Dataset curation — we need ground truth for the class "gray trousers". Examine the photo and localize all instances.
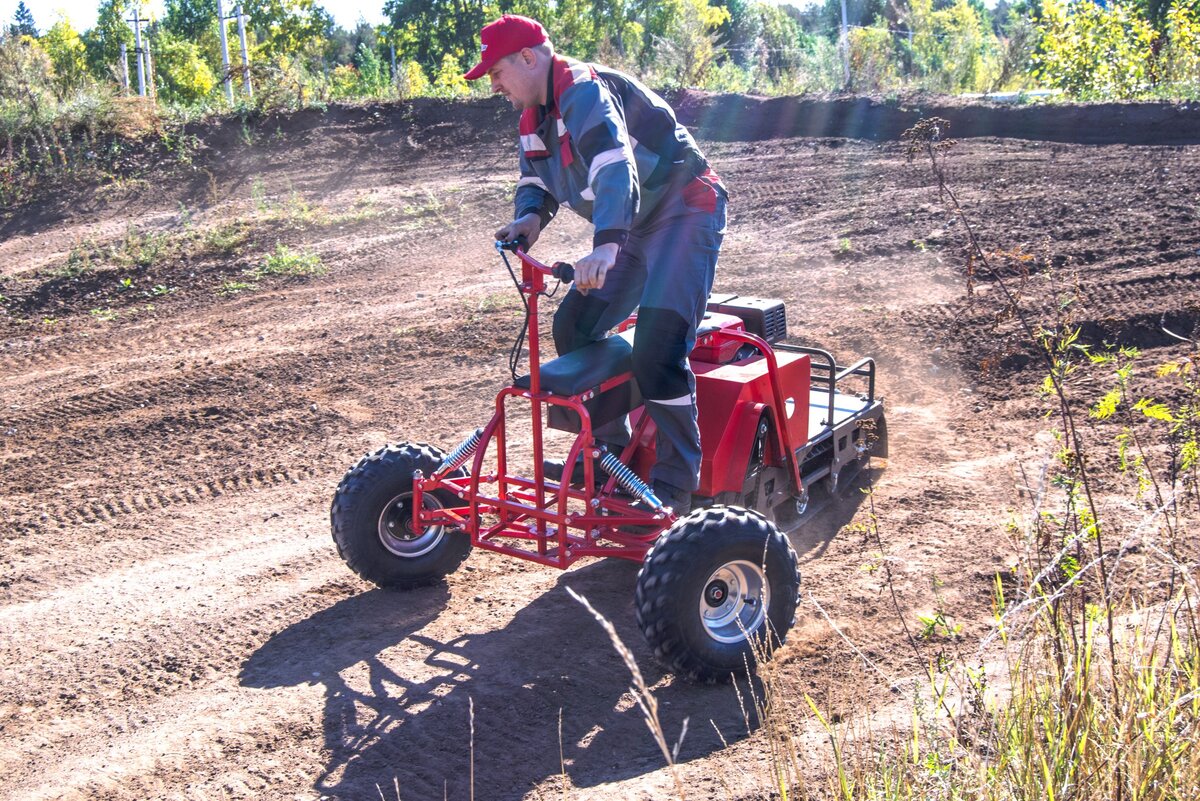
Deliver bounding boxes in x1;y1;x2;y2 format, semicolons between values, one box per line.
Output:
552;180;728;491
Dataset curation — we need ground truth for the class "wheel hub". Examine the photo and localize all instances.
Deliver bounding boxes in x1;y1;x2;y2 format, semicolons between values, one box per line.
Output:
377;491;445;558
698;560;770;644
704;579;729;607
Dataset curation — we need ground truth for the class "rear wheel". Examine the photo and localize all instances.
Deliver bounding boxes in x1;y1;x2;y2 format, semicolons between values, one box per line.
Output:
635;505;800;681
330;442;471;589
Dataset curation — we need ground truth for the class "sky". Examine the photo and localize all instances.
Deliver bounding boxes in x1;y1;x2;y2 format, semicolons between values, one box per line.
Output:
6;0;386;32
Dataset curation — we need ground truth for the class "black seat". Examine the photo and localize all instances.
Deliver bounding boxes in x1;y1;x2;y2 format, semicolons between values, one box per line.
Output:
514;330;639;433
514;330;636;396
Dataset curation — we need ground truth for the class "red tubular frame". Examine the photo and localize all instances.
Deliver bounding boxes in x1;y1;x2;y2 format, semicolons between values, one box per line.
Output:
410;247;804;569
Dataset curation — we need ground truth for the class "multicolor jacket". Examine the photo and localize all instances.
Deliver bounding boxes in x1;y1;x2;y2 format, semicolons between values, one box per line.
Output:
513;55;715;249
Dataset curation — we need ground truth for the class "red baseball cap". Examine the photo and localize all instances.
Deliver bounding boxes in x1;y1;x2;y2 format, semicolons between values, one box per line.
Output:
463;15;549;81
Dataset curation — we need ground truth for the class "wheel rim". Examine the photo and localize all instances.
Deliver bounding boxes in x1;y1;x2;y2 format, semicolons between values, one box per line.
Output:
698;559;770;644
377;490;445;558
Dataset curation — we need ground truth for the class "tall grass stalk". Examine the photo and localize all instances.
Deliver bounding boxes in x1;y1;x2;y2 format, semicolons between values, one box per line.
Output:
566;586;689;800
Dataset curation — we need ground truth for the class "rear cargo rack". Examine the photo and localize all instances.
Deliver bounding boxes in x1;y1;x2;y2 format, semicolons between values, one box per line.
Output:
775;344;877;426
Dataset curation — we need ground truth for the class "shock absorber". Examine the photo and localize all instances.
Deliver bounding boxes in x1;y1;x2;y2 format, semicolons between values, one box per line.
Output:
599;452;664;511
435;428;483;477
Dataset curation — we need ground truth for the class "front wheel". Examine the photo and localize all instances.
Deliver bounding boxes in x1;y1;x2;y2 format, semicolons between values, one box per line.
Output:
635;506;800;681
330;442;471;589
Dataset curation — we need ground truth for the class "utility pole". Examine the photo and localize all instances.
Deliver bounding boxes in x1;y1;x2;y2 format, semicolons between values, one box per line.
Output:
235;2;253;99
132;7;146;96
216;0;234;102
839;0;851;90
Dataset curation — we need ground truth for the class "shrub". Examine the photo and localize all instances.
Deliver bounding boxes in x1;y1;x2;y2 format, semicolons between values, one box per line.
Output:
1037;0;1157;99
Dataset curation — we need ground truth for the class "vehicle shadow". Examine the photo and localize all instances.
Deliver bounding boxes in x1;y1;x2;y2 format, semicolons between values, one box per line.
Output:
240;557;760;800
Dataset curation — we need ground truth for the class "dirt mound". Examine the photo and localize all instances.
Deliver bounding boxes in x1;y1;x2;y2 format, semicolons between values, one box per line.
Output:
672;92;1200;145
1;97;1197;800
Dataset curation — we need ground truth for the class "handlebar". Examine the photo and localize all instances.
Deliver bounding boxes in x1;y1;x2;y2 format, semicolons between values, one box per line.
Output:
496;239;574;284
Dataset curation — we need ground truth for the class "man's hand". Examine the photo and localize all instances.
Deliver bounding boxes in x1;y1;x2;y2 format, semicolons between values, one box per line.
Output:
494;213;542;249
573;243;619;293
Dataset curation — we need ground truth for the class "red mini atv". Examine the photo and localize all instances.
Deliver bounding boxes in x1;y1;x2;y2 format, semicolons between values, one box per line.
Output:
330;242;887;681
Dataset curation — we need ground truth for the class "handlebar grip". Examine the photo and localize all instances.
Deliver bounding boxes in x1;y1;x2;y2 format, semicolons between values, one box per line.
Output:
552;262;574;283
515;234;530;251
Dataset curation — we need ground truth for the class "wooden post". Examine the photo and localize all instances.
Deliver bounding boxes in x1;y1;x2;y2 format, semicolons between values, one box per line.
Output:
839;0;851;90
216;0;234;102
132;7;146;96
144;26;156;98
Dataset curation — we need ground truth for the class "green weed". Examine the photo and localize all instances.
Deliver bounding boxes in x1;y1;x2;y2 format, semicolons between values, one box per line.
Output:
253;244;326;278
218;280;257;295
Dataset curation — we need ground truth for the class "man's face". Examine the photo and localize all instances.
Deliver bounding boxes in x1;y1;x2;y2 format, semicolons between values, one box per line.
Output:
488;51;539;110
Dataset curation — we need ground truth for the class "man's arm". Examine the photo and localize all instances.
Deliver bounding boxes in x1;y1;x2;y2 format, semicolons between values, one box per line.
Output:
559;78;638;289
497;146;560;246
558;79;638;251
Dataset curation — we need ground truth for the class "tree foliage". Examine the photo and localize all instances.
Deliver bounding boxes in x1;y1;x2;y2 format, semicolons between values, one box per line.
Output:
154;29;217;103
40;18;91;99
10;1;37;37
1;0;1198;122
1036;0;1157;98
83;0;137;80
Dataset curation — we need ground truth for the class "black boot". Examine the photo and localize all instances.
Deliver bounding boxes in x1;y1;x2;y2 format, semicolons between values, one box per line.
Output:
543;453;605;489
651;479;692;516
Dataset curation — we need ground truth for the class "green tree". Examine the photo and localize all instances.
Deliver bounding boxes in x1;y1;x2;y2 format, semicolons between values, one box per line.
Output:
154;29;217;103
164;0;217;41
757;4;813;79
822;0;890;35
652;0;731;86
1153;0;1200;92
10;1;37;36
901;0;998;91
1036;0;1156;98
83;0;136;81
353;41;387;94
40;17;90;98
385;0;486;73
240;0;333;59
432;51;469;95
395;58;429;97
716;0;759;66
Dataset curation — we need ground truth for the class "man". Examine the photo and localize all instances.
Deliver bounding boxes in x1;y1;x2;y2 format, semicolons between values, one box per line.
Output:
465;14;727;515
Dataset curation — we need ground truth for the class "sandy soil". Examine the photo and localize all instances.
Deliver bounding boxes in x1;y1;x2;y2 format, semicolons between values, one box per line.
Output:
1;96;1197;800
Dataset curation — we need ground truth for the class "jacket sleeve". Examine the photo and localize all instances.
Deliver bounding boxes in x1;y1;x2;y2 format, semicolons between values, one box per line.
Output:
514;145;559;230
558;79;638;249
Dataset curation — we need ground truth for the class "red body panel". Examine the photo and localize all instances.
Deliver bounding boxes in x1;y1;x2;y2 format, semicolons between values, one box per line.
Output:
693;353;811;496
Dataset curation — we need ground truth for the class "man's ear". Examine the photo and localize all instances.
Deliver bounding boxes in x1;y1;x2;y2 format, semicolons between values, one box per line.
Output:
519;47;538;67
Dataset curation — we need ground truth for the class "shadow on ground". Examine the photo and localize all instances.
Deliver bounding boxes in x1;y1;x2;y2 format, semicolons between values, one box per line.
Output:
239;478;869;800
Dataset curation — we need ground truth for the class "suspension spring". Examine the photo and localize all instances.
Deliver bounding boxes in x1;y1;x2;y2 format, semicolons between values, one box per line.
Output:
599;452;663;510
436;428;483;476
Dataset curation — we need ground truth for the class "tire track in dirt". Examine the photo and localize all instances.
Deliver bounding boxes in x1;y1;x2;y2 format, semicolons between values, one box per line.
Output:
2;110;1198;800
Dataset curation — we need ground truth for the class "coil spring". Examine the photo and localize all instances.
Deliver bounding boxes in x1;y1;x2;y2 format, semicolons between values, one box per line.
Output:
436;428;483;475
599;452;663;510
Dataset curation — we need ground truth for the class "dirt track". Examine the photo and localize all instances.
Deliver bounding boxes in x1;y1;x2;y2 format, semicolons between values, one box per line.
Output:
1;97;1198;800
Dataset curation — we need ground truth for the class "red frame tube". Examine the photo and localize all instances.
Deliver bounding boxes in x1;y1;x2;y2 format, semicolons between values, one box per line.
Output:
411;246;802;570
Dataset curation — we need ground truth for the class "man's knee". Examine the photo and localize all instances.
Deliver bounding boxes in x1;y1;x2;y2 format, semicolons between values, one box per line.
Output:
553;291;610;355
632;307;692;400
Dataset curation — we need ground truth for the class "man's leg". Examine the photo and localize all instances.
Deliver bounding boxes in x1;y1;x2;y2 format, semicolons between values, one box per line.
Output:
551;247;647;448
631;190;727;495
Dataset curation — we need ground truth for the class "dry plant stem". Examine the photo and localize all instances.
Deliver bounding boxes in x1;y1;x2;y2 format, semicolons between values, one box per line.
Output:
914;125;1122;711
558;707;568;801
566;587;688;801
469;696;475;801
